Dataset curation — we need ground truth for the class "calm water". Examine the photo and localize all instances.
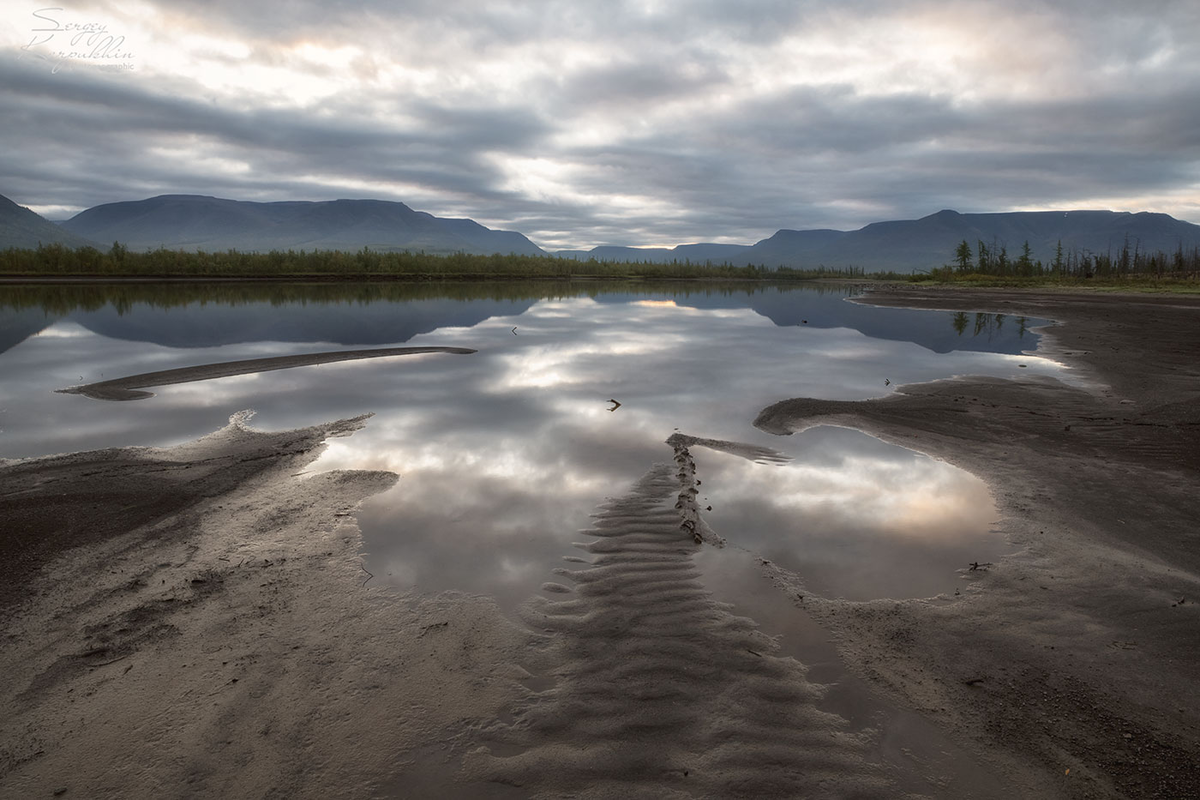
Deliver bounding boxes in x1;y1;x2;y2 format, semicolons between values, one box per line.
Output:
0;281;1059;605
3;280;1057;796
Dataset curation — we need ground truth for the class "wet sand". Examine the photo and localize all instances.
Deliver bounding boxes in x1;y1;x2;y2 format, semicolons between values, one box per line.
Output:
2;288;1198;798
757;288;1200;799
0;413;532;798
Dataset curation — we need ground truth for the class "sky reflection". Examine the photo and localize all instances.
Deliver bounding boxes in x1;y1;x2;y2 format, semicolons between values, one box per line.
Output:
0;285;1047;603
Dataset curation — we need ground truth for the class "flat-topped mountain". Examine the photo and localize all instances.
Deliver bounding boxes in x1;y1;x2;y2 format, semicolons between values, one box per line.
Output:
6;190;1199;272
559;209;1200;272
0;193;99;250
58;195;546;256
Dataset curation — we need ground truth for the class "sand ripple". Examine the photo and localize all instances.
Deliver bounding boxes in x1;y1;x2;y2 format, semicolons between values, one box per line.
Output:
464;449;896;799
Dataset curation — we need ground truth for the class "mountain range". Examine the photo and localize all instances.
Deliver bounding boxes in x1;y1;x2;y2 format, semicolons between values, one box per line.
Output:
557;209;1200;272
3;192;1199;272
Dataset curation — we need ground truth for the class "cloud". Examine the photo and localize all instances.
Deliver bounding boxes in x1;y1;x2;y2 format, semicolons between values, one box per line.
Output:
1;0;1198;244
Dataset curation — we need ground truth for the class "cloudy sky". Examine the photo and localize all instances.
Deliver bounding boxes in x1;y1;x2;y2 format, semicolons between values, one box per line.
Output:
2;0;1198;249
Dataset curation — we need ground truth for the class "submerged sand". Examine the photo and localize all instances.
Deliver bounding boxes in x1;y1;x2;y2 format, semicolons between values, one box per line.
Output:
2;288;1198;798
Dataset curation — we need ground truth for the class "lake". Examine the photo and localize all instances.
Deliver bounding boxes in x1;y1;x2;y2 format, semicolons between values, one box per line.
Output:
0;280;1057;601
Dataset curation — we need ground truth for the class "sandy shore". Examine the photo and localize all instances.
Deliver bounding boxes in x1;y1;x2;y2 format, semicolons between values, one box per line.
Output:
757;288;1200;799
0;413;532;799
2;287;1198;798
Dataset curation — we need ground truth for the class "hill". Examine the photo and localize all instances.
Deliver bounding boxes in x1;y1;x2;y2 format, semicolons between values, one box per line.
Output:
59;195;546;256
11;191;1200;273
0;194;100;250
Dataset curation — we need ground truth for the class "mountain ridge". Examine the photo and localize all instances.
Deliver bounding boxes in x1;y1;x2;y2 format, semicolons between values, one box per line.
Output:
559;209;1200;272
0;194;101;250
4;191;1199;272
57;194;546;257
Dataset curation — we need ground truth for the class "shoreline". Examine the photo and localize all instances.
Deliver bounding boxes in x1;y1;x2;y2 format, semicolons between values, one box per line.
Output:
0;413;533;798
756;287;1200;797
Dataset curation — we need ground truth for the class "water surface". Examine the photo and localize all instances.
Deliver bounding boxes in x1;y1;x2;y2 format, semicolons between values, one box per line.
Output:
0;281;1058;605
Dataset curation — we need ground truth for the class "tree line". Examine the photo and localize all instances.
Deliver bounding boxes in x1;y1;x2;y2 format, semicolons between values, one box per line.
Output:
0;242;870;282
941;236;1200;280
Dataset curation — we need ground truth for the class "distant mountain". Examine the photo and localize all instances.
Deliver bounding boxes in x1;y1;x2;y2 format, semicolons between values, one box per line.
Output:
59;195;546;256
0;193;99;249
12;190;1200;272
558;210;1200;273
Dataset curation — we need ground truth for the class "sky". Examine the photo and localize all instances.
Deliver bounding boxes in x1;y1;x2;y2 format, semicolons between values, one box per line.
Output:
2;0;1199;250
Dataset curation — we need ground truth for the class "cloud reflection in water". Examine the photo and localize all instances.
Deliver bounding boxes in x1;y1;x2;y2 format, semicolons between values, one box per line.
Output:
0;288;1035;604
308;297;1015;605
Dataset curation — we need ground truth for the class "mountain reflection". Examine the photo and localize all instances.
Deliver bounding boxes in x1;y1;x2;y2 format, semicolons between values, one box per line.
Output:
0;281;1044;355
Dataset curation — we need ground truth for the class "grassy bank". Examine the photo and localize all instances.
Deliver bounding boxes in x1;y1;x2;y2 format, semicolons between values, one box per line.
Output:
907;272;1200;293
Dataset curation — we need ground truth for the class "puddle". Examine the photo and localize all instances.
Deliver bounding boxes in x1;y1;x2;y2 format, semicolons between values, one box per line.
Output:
355;424;1004;610
689;427;1006;602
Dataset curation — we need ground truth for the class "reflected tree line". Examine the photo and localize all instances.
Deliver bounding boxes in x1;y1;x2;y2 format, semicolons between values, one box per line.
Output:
950;311;1029;339
0;277;859;315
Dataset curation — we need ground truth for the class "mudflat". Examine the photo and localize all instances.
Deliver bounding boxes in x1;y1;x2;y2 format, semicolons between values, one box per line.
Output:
757;287;1200;798
1;287;1198;798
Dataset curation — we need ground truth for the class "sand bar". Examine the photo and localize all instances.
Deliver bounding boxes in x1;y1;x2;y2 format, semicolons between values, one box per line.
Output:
56;346;477;400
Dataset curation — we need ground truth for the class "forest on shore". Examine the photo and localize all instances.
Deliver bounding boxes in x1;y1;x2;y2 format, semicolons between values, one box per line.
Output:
929;236;1200;285
0;243;871;281
1;239;1197;289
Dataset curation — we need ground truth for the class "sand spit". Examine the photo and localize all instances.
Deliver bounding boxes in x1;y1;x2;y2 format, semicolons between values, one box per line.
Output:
755;288;1200;799
56;346;477;400
465;458;901;799
0;412;530;799
665;432;791;467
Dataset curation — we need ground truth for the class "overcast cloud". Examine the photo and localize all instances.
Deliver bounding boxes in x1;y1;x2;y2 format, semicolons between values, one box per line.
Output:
2;0;1198;248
